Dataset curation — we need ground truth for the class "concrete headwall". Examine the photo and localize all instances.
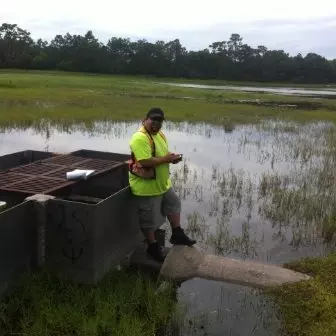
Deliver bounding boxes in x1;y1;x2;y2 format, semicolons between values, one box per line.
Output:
0;149;141;296
45;186;141;284
0;201;36;298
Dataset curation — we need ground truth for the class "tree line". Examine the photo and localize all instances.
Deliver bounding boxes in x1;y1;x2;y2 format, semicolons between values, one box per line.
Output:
1;23;336;83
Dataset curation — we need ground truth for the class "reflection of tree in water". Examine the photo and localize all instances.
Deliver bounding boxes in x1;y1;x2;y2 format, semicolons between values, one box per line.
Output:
44;122;51;152
224;123;235;133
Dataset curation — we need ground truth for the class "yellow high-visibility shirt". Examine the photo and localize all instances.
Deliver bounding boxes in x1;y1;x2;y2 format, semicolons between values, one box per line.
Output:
129;129;172;196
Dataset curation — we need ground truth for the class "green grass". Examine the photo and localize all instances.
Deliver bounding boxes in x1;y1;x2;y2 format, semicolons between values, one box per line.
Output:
0;70;336;129
2;69;336;88
267;254;336;336
0;268;177;336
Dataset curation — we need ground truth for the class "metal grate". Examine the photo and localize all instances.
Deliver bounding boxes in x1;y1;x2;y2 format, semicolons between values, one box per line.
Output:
0;172;29;188
44;167;72;180
10;162;62;176
2;176;68;194
74;159;120;171
43;155;91;166
0;154;125;195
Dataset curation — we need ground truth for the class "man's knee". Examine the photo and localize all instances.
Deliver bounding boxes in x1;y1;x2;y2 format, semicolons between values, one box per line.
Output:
137;196;162;230
162;188;181;216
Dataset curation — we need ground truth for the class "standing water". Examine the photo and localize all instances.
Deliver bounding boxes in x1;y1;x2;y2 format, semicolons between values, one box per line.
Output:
161;82;336;97
0;120;335;335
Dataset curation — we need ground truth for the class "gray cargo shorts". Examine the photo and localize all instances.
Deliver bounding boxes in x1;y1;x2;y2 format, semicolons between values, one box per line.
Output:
134;188;181;230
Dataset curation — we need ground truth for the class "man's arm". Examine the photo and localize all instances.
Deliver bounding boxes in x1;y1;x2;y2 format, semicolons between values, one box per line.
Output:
130;134;176;168
139;156;169;168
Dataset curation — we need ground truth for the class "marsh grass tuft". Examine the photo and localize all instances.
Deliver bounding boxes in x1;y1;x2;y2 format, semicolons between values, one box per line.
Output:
267;253;336;336
0;269;177;336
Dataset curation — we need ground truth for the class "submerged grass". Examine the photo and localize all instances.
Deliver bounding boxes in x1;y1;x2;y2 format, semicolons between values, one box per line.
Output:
171;121;336;255
168;121;336;335
0;268;177;336
267;253;336;336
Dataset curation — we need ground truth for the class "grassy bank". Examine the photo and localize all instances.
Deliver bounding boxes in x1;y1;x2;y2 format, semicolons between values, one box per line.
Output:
0;269;177;336
0;70;336;129
268;254;336;336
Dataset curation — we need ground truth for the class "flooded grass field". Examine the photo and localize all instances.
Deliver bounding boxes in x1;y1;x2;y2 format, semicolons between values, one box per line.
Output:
0;71;336;335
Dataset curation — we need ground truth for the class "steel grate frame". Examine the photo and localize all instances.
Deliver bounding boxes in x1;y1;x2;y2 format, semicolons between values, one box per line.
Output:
0;154;125;195
0;172;30;188
43;155;92;166
44;167;74;179
73;159;120;171
10;162;65;176
2;176;69;194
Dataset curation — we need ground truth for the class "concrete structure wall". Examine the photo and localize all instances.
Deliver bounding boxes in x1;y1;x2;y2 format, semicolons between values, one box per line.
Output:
0;201;36;297
45;186;141;284
0;149;151;294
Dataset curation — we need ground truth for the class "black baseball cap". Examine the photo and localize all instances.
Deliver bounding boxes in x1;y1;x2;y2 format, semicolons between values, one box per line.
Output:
146;107;165;120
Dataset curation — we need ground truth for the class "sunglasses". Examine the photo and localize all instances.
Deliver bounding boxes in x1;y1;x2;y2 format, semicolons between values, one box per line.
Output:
150;116;164;122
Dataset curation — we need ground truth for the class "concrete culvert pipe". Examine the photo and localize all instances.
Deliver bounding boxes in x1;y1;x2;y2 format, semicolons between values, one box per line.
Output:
159;246;311;289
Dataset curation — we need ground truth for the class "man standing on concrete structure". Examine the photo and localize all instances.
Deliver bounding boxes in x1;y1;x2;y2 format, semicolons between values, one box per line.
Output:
128;107;196;262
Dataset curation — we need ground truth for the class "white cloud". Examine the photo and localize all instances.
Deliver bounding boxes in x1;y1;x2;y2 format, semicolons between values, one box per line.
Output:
174;16;336;58
1;0;336;57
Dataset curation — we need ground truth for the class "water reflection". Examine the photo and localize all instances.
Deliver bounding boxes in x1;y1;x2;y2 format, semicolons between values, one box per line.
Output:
177;279;280;336
1;119;335;336
162;82;336;97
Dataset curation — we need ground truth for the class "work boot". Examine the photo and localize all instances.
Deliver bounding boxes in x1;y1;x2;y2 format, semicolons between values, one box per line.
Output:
146;241;166;263
170;227;196;246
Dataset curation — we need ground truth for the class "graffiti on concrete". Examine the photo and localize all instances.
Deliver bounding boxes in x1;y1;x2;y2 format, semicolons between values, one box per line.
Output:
49;203;89;264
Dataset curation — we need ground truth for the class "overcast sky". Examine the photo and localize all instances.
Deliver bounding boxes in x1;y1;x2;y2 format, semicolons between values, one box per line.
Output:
1;0;336;58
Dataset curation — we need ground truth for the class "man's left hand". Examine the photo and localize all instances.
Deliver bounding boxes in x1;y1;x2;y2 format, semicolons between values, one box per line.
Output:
171;153;183;164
